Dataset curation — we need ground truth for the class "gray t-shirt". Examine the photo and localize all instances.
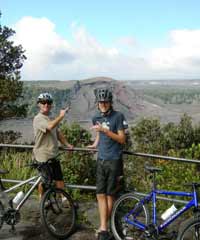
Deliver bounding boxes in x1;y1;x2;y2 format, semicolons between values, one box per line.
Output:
33;112;59;162
92;110;128;160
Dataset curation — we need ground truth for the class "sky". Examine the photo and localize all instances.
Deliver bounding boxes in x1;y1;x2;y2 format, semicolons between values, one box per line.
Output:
1;0;200;81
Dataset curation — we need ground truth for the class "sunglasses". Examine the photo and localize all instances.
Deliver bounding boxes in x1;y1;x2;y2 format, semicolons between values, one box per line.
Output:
39;100;52;105
98;101;110;104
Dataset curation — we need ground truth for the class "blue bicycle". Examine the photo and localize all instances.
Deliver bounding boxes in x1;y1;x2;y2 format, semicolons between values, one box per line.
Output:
111;165;200;240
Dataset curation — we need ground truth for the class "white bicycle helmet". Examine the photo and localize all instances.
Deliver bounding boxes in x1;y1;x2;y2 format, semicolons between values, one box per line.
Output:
37;92;53;103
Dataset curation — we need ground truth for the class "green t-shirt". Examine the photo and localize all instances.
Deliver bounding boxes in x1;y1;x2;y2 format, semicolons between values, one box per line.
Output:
33;112;59;162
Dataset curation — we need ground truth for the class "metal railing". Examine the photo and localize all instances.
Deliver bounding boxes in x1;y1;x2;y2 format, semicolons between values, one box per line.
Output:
1;143;200;164
1;143;200;205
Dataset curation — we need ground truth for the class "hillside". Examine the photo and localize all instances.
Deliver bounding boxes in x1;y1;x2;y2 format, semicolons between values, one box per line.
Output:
22;77;200;123
2;77;200;143
22;77;142;121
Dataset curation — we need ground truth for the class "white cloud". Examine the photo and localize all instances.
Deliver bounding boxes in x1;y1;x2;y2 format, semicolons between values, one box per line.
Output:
12;17;200;80
115;36;137;48
149;30;200;76
13;17;76;80
11;17;148;80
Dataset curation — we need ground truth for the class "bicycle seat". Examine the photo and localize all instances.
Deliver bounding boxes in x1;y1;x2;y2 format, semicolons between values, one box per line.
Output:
25;161;49;170
0;169;9;175
25;162;41;169
145;165;162;173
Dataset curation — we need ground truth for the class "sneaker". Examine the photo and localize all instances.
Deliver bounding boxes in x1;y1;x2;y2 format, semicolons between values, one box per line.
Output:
107;232;115;240
98;231;110;240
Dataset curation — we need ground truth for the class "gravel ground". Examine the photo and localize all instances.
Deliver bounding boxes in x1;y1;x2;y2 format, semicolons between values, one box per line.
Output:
0;223;96;240
0;198;98;240
0;197;186;240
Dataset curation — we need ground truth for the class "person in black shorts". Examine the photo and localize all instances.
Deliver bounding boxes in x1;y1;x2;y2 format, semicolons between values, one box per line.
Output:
88;88;128;240
33;93;73;199
39;157;64;187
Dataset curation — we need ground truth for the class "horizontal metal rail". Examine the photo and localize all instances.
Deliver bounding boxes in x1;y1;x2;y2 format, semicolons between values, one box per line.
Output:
124;151;200;164
1;143;200;164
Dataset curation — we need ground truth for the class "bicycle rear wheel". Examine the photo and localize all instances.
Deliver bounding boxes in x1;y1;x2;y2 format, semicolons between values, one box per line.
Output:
40;188;76;239
111;192;149;240
177;218;200;240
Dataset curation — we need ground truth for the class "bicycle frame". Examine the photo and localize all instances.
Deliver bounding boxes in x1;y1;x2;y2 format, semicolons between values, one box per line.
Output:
0;175;42;211
125;188;197;233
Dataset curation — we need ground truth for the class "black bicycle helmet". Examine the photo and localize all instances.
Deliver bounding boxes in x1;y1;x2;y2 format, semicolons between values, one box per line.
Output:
94;88;113;102
37;92;53;104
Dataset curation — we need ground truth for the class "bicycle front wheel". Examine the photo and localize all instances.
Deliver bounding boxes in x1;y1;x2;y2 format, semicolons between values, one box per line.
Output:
177;218;200;240
40;188;76;239
111;192;149;240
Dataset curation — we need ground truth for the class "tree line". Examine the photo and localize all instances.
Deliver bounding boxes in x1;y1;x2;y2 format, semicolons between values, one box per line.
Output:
143;87;200;104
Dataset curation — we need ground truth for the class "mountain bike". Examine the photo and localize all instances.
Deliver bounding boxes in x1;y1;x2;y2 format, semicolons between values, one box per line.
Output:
0;160;76;239
111;165;200;240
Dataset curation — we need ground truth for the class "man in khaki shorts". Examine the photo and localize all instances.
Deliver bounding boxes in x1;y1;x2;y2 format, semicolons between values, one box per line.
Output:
33;92;73;199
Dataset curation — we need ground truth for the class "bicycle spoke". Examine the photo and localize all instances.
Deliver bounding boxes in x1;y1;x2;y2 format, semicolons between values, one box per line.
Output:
111;193;149;240
40;188;76;239
178;219;200;240
194;225;200;240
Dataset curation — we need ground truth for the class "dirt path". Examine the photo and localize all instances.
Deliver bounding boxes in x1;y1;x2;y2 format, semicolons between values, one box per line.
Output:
1;222;96;240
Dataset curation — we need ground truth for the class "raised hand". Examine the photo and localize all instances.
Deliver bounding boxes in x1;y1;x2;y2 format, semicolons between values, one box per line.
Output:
59;107;70;118
90;122;102;132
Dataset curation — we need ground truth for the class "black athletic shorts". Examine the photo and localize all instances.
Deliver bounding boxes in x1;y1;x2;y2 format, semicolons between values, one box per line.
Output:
39;158;63;184
96;159;123;195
